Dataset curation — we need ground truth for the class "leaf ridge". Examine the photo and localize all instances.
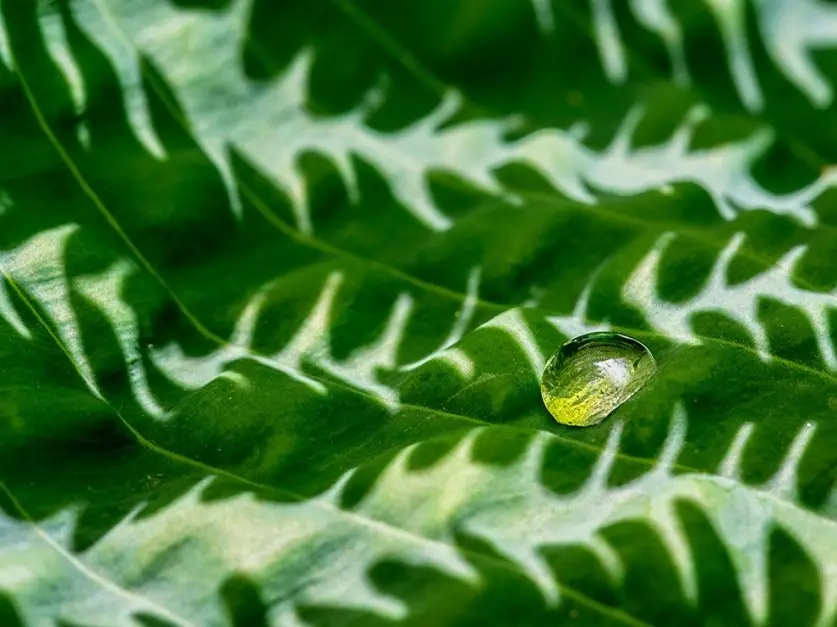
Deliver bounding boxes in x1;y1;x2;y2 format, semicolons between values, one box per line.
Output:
0;483;199;627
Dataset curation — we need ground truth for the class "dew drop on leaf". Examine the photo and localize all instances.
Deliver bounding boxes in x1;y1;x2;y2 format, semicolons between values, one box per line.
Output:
540;332;656;427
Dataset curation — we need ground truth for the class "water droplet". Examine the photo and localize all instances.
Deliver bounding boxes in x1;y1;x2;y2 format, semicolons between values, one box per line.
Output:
540;332;656;427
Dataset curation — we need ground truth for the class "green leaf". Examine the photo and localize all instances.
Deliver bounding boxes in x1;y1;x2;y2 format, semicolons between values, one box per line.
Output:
2;0;837;625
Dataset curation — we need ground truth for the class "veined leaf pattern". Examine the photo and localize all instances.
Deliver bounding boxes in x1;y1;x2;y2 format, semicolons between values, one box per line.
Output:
2;0;837;625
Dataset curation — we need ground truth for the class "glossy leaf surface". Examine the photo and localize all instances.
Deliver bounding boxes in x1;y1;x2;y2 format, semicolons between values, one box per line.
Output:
2;1;837;625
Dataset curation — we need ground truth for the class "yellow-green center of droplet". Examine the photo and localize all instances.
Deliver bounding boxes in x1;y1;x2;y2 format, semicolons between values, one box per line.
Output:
540;332;656;427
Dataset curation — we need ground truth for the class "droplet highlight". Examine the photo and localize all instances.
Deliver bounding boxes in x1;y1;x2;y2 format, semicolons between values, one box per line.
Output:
540;332;656;427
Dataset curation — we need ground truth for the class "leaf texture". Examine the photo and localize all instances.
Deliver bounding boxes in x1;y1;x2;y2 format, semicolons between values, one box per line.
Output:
2;0;837;625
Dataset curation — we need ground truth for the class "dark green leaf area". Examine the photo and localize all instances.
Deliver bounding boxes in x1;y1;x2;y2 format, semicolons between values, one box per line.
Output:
4;0;837;625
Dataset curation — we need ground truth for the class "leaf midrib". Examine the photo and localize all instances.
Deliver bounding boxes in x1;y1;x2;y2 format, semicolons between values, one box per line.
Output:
10;16;835;398
7;235;835;626
86;0;837;391
10;27;837;482
0;272;651;627
0;482;199;627
237;4;837;302
11;257;836;626
9;10;837;470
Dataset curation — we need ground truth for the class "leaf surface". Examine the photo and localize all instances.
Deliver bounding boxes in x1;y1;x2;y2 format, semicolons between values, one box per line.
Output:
2;0;837;625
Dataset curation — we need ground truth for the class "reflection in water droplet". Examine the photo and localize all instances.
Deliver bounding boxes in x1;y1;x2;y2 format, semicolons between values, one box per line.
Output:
540;332;656;427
